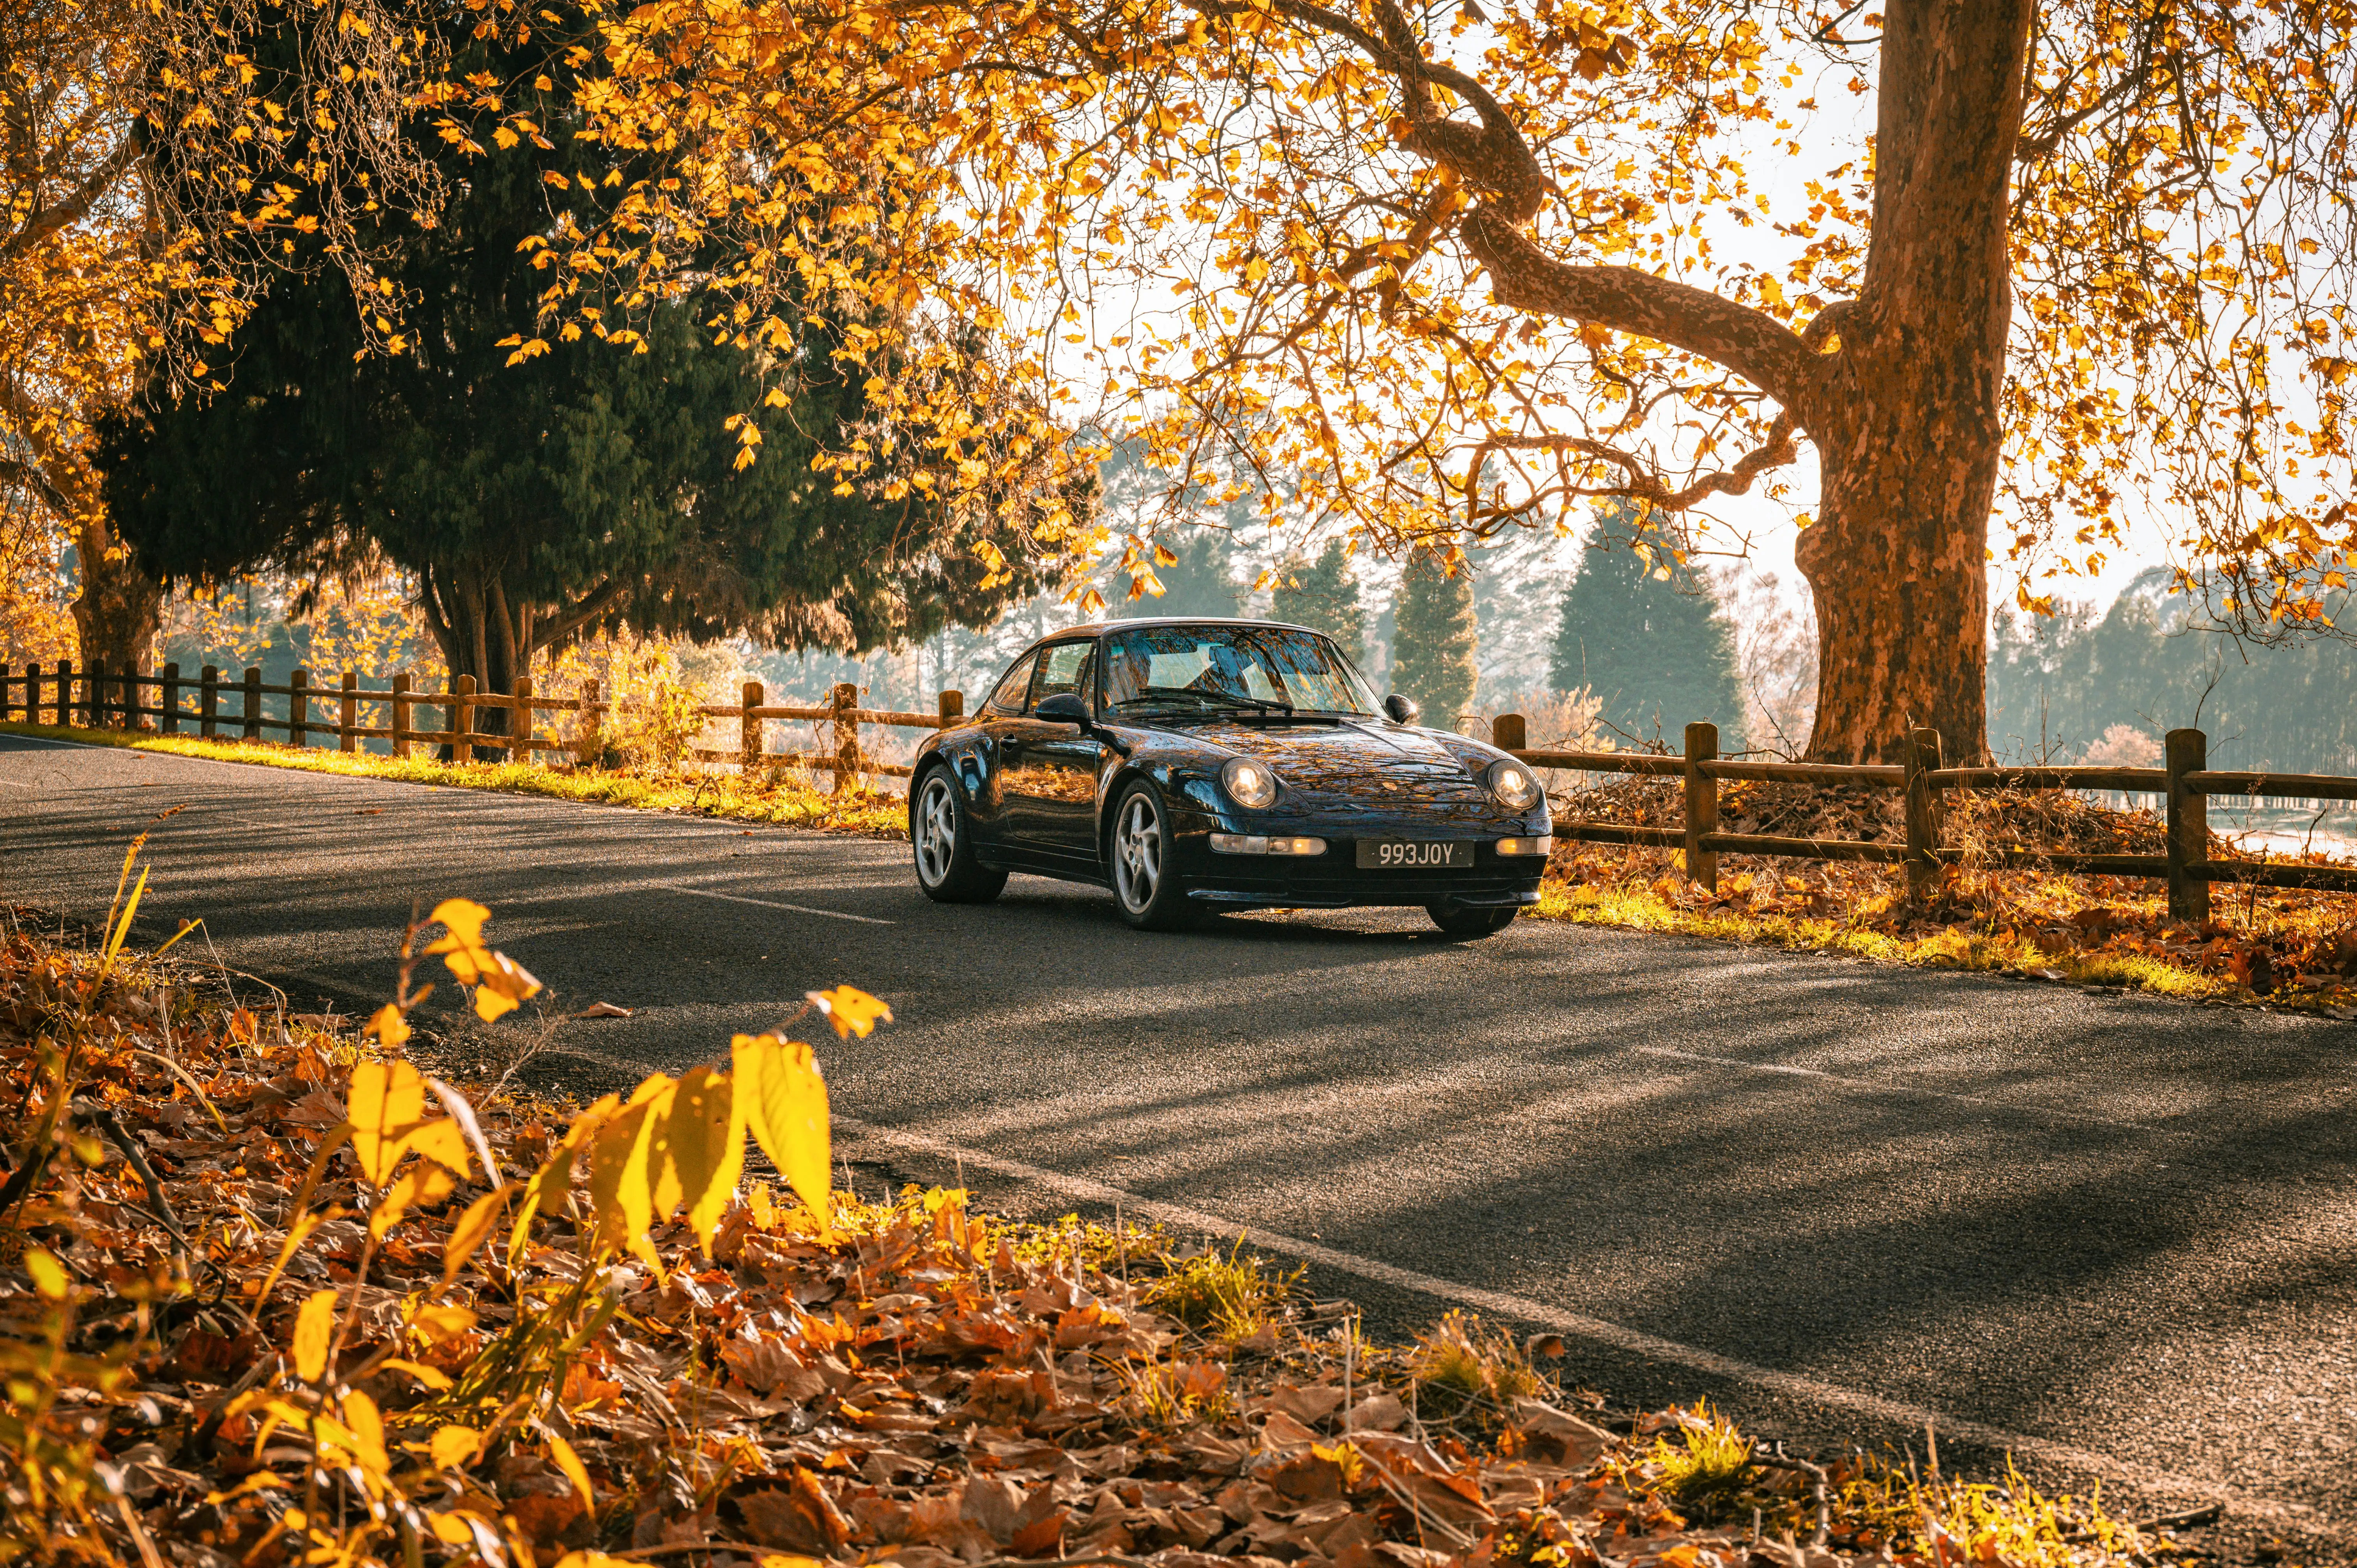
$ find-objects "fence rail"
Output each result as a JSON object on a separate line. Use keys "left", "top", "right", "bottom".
{"left": 0, "top": 660, "right": 963, "bottom": 793}
{"left": 1496, "top": 715, "right": 2357, "bottom": 918}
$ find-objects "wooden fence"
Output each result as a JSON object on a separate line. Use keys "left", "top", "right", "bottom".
{"left": 0, "top": 660, "right": 963, "bottom": 793}
{"left": 1494, "top": 717, "right": 2357, "bottom": 919}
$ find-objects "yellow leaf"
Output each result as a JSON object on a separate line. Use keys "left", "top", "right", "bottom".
{"left": 425, "top": 899, "right": 489, "bottom": 950}
{"left": 546, "top": 1431, "right": 595, "bottom": 1509}
{"left": 403, "top": 1118, "right": 473, "bottom": 1178}
{"left": 342, "top": 1390, "right": 390, "bottom": 1475}
{"left": 348, "top": 1059, "right": 427, "bottom": 1184}
{"left": 443, "top": 1188, "right": 509, "bottom": 1287}
{"left": 750, "top": 1181, "right": 776, "bottom": 1231}
{"left": 666, "top": 1064, "right": 744, "bottom": 1255}
{"left": 429, "top": 1425, "right": 482, "bottom": 1469}
{"left": 805, "top": 985, "right": 892, "bottom": 1039}
{"left": 731, "top": 1035, "right": 832, "bottom": 1238}
{"left": 370, "top": 1159, "right": 457, "bottom": 1238}
{"left": 364, "top": 1003, "right": 410, "bottom": 1050}
{"left": 377, "top": 1358, "right": 454, "bottom": 1389}
{"left": 412, "top": 1303, "right": 477, "bottom": 1345}
{"left": 294, "top": 1288, "right": 339, "bottom": 1382}
{"left": 24, "top": 1249, "right": 67, "bottom": 1301}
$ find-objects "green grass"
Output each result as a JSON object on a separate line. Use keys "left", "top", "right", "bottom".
{"left": 1145, "top": 1236, "right": 1299, "bottom": 1345}
{"left": 0, "top": 719, "right": 907, "bottom": 835}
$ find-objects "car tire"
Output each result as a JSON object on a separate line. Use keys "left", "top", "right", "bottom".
{"left": 1109, "top": 781, "right": 1199, "bottom": 930}
{"left": 1427, "top": 902, "right": 1517, "bottom": 938}
{"left": 911, "top": 767, "right": 1007, "bottom": 904}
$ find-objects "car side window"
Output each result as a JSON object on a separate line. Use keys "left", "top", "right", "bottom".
{"left": 985, "top": 652, "right": 1040, "bottom": 715}
{"left": 1029, "top": 641, "right": 1096, "bottom": 712}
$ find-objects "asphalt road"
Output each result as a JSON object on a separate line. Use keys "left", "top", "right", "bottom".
{"left": 4, "top": 732, "right": 2355, "bottom": 1552}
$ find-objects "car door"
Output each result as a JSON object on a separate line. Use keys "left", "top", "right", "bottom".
{"left": 1001, "top": 638, "right": 1106, "bottom": 867}
{"left": 966, "top": 648, "right": 1041, "bottom": 851}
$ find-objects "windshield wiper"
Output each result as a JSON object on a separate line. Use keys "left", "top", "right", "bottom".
{"left": 1116, "top": 685, "right": 1295, "bottom": 717}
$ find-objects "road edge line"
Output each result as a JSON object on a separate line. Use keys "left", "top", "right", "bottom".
{"left": 838, "top": 1115, "right": 2322, "bottom": 1532}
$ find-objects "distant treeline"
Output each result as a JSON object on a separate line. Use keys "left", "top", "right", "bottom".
{"left": 1989, "top": 568, "right": 2357, "bottom": 773}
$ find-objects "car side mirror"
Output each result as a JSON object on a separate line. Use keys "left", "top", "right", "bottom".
{"left": 1385, "top": 694, "right": 1419, "bottom": 724}
{"left": 1035, "top": 692, "right": 1091, "bottom": 725}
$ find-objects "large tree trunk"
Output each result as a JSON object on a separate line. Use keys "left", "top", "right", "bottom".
{"left": 420, "top": 560, "right": 527, "bottom": 760}
{"left": 1792, "top": 0, "right": 2032, "bottom": 765}
{"left": 418, "top": 560, "right": 625, "bottom": 760}
{"left": 69, "top": 517, "right": 163, "bottom": 724}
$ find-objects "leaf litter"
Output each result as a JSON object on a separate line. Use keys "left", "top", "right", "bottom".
{"left": 0, "top": 858, "right": 2187, "bottom": 1568}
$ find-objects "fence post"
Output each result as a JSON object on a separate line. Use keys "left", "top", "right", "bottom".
{"left": 199, "top": 666, "right": 219, "bottom": 737}
{"left": 288, "top": 668, "right": 310, "bottom": 748}
{"left": 510, "top": 674, "right": 534, "bottom": 762}
{"left": 741, "top": 680, "right": 764, "bottom": 773}
{"left": 1904, "top": 727, "right": 1945, "bottom": 900}
{"left": 339, "top": 671, "right": 359, "bottom": 753}
{"left": 830, "top": 681, "right": 860, "bottom": 795}
{"left": 938, "top": 688, "right": 964, "bottom": 727}
{"left": 2166, "top": 727, "right": 2210, "bottom": 922}
{"left": 391, "top": 673, "right": 413, "bottom": 758}
{"left": 576, "top": 678, "right": 602, "bottom": 766}
{"left": 1682, "top": 721, "right": 1719, "bottom": 893}
{"left": 1493, "top": 712, "right": 1526, "bottom": 753}
{"left": 54, "top": 661, "right": 71, "bottom": 727}
{"left": 0, "top": 663, "right": 11, "bottom": 722}
{"left": 160, "top": 662, "right": 180, "bottom": 733}
{"left": 242, "top": 667, "right": 262, "bottom": 740}
{"left": 453, "top": 674, "right": 476, "bottom": 763}
{"left": 96, "top": 661, "right": 114, "bottom": 727}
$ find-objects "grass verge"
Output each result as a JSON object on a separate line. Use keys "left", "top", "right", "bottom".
{"left": 0, "top": 718, "right": 906, "bottom": 834}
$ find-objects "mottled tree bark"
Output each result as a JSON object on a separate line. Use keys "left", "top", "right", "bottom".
{"left": 1788, "top": 0, "right": 2029, "bottom": 764}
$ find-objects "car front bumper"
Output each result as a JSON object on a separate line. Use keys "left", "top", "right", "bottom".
{"left": 1167, "top": 803, "right": 1549, "bottom": 910}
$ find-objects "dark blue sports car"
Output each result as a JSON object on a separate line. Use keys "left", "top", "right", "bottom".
{"left": 906, "top": 619, "right": 1552, "bottom": 934}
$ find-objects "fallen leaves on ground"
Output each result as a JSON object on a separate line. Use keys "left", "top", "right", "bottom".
{"left": 0, "top": 900, "right": 2162, "bottom": 1568}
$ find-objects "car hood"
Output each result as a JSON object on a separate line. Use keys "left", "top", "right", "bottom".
{"left": 1162, "top": 718, "right": 1508, "bottom": 819}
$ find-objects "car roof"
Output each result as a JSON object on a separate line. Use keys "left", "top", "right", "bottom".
{"left": 1045, "top": 617, "right": 1322, "bottom": 639}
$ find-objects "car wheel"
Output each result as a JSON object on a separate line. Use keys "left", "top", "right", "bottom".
{"left": 1427, "top": 902, "right": 1517, "bottom": 938}
{"left": 911, "top": 767, "right": 1007, "bottom": 904}
{"left": 1109, "top": 782, "right": 1198, "bottom": 930}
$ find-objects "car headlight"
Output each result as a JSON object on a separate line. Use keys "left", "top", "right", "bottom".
{"left": 1221, "top": 756, "right": 1279, "bottom": 809}
{"left": 1486, "top": 758, "right": 1542, "bottom": 811}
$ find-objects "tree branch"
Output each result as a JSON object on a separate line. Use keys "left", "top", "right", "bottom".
{"left": 0, "top": 128, "right": 140, "bottom": 264}
{"left": 1459, "top": 210, "right": 1816, "bottom": 410}
{"left": 529, "top": 577, "right": 629, "bottom": 656}
{"left": 1467, "top": 412, "right": 1798, "bottom": 517}
{"left": 0, "top": 452, "right": 78, "bottom": 522}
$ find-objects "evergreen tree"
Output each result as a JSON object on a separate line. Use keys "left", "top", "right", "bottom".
{"left": 1391, "top": 549, "right": 1477, "bottom": 723}
{"left": 96, "top": 14, "right": 1064, "bottom": 729}
{"left": 1270, "top": 539, "right": 1365, "bottom": 651}
{"left": 1550, "top": 503, "right": 1743, "bottom": 747}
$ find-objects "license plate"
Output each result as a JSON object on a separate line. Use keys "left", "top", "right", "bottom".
{"left": 1356, "top": 840, "right": 1474, "bottom": 869}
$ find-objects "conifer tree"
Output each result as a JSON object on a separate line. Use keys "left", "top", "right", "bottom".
{"left": 1270, "top": 539, "right": 1365, "bottom": 653}
{"left": 1551, "top": 504, "right": 1742, "bottom": 747}
{"left": 1391, "top": 549, "right": 1476, "bottom": 724}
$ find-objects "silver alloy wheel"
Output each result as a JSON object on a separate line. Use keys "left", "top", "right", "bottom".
{"left": 914, "top": 774, "right": 959, "bottom": 887}
{"left": 1114, "top": 793, "right": 1163, "bottom": 912}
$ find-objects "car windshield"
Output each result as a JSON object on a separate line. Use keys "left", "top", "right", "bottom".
{"left": 1103, "top": 625, "right": 1381, "bottom": 717}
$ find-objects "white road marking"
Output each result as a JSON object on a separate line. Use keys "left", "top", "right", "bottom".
{"left": 837, "top": 1115, "right": 2319, "bottom": 1530}
{"left": 664, "top": 884, "right": 895, "bottom": 925}
{"left": 1634, "top": 1046, "right": 2186, "bottom": 1135}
